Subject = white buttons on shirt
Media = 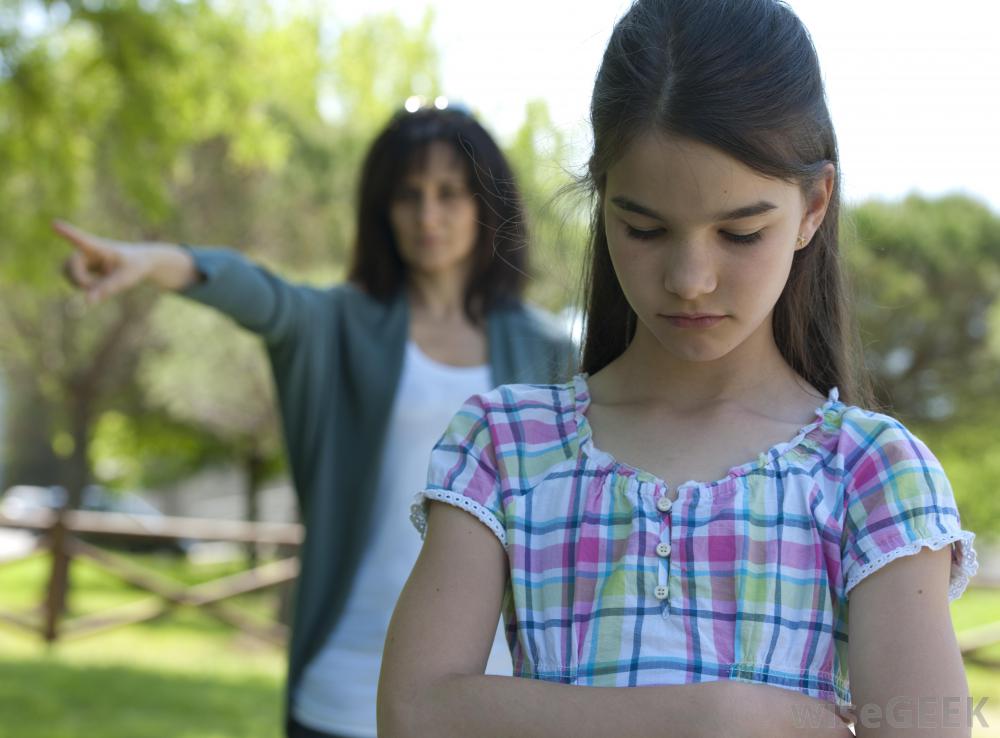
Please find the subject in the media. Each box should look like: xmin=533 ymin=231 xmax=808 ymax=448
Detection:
xmin=656 ymin=496 xmax=673 ymax=513
xmin=654 ymin=585 xmax=669 ymax=600
xmin=656 ymin=542 xmax=672 ymax=557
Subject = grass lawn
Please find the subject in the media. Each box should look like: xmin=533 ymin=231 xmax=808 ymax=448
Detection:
xmin=0 ymin=550 xmax=286 ymax=738
xmin=2 ymin=547 xmax=1000 ymax=736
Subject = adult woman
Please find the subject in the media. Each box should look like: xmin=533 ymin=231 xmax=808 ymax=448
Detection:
xmin=56 ymin=105 xmax=577 ymax=738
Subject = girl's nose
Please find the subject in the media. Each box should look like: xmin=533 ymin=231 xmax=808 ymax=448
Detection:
xmin=663 ymin=240 xmax=718 ymax=300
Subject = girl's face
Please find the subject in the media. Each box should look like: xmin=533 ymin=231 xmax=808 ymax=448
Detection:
xmin=390 ymin=141 xmax=480 ymax=280
xmin=603 ymin=131 xmax=832 ymax=365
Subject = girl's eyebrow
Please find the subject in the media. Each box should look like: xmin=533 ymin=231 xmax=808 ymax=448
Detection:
xmin=610 ymin=195 xmax=778 ymax=222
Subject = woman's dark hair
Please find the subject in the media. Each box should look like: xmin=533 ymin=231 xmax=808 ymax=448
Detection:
xmin=581 ymin=0 xmax=874 ymax=406
xmin=348 ymin=106 xmax=527 ymax=324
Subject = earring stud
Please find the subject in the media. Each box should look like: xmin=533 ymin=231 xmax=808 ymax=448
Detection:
xmin=796 ymin=235 xmax=808 ymax=247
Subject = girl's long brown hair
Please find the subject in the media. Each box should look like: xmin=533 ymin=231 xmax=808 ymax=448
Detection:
xmin=581 ymin=0 xmax=874 ymax=407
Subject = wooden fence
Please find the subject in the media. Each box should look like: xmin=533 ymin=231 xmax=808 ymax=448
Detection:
xmin=0 ymin=506 xmax=302 ymax=646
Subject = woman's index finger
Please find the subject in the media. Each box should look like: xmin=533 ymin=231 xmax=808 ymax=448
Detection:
xmin=51 ymin=220 xmax=108 ymax=256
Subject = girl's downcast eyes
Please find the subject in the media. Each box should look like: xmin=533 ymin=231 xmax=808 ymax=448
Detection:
xmin=624 ymin=225 xmax=665 ymax=240
xmin=721 ymin=230 xmax=763 ymax=245
xmin=623 ymin=224 xmax=764 ymax=245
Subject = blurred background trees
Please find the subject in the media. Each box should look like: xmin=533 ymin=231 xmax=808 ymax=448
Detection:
xmin=0 ymin=0 xmax=997 ymax=540
xmin=844 ymin=194 xmax=1000 ymax=536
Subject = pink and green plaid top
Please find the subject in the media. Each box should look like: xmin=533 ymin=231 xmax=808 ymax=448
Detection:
xmin=411 ymin=374 xmax=978 ymax=707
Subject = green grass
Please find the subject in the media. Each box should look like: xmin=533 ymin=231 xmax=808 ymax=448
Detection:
xmin=949 ymin=588 xmax=1000 ymax=735
xmin=0 ymin=551 xmax=285 ymax=738
xmin=1 ymin=551 xmax=1000 ymax=736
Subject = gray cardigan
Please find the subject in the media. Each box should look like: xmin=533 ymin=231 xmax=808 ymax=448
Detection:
xmin=179 ymin=247 xmax=577 ymax=717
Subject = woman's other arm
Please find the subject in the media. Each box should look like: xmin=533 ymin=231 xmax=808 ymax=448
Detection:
xmin=378 ymin=502 xmax=853 ymax=738
xmin=848 ymin=546 xmax=971 ymax=737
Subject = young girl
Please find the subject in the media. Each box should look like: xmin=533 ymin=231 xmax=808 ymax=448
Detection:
xmin=378 ymin=1 xmax=979 ymax=736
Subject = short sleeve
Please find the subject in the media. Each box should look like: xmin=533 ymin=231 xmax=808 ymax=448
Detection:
xmin=409 ymin=393 xmax=507 ymax=547
xmin=840 ymin=412 xmax=978 ymax=601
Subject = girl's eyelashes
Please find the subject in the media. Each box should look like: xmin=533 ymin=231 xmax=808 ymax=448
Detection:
xmin=721 ymin=230 xmax=763 ymax=245
xmin=624 ymin=224 xmax=665 ymax=241
xmin=623 ymin=222 xmax=764 ymax=245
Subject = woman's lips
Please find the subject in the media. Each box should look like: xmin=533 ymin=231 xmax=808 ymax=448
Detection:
xmin=662 ymin=314 xmax=726 ymax=329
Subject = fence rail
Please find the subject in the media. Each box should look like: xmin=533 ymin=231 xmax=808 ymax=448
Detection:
xmin=0 ymin=507 xmax=302 ymax=645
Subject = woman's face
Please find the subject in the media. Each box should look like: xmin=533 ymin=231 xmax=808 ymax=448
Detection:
xmin=390 ymin=141 xmax=479 ymax=279
xmin=603 ymin=131 xmax=832 ymax=364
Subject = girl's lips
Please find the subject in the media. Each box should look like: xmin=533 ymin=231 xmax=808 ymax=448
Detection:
xmin=662 ymin=314 xmax=726 ymax=328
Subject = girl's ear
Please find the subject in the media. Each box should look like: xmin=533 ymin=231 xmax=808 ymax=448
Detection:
xmin=797 ymin=163 xmax=837 ymax=248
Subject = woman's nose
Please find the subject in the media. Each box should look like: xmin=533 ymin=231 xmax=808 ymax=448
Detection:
xmin=417 ymin=195 xmax=443 ymax=227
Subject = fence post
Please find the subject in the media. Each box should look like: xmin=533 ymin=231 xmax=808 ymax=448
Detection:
xmin=43 ymin=503 xmax=71 ymax=644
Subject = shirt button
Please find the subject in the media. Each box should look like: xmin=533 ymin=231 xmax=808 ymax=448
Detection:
xmin=656 ymin=496 xmax=673 ymax=513
xmin=654 ymin=585 xmax=669 ymax=600
xmin=656 ymin=542 xmax=672 ymax=557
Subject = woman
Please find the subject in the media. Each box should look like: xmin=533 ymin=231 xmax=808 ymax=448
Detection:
xmin=56 ymin=104 xmax=577 ymax=738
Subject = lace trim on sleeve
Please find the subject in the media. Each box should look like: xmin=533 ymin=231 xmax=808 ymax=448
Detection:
xmin=410 ymin=489 xmax=508 ymax=548
xmin=845 ymin=531 xmax=979 ymax=602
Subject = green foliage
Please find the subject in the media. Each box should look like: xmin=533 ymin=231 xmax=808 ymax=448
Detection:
xmin=506 ymin=99 xmax=589 ymax=313
xmin=326 ymin=9 xmax=440 ymax=124
xmin=844 ymin=194 xmax=1000 ymax=420
xmin=89 ymin=409 xmax=232 ymax=489
xmin=1 ymin=1 xmax=312 ymax=282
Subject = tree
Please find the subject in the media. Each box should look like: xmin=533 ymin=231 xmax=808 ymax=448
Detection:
xmin=844 ymin=194 xmax=1000 ymax=421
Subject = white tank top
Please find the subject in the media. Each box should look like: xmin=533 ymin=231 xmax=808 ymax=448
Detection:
xmin=292 ymin=340 xmax=512 ymax=737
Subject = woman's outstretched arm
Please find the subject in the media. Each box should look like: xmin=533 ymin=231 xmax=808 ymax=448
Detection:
xmin=56 ymin=220 xmax=200 ymax=299
xmin=54 ymin=220 xmax=315 ymax=347
xmin=378 ymin=502 xmax=853 ymax=738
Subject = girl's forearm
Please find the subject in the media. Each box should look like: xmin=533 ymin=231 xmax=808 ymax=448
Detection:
xmin=380 ymin=673 xmax=853 ymax=738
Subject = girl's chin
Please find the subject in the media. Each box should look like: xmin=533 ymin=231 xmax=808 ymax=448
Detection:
xmin=648 ymin=332 xmax=741 ymax=364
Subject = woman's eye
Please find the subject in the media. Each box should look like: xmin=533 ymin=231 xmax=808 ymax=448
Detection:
xmin=721 ymin=230 xmax=763 ymax=245
xmin=625 ymin=224 xmax=664 ymax=241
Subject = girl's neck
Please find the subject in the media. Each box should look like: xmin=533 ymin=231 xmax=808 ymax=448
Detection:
xmin=595 ymin=319 xmax=814 ymax=412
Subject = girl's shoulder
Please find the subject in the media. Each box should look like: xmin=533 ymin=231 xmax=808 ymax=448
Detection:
xmin=464 ymin=375 xmax=584 ymax=440
xmin=823 ymin=399 xmax=945 ymax=480
xmin=831 ymin=401 xmax=977 ymax=602
xmin=423 ymin=377 xmax=585 ymax=519
xmin=441 ymin=376 xmax=587 ymax=482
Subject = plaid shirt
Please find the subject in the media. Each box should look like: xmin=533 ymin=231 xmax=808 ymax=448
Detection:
xmin=411 ymin=374 xmax=978 ymax=706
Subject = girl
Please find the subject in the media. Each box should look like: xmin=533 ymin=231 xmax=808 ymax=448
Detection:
xmin=56 ymin=105 xmax=576 ymax=738
xmin=378 ymin=2 xmax=979 ymax=737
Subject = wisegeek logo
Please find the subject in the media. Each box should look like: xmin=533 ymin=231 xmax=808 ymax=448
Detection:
xmin=790 ymin=696 xmax=990 ymax=730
